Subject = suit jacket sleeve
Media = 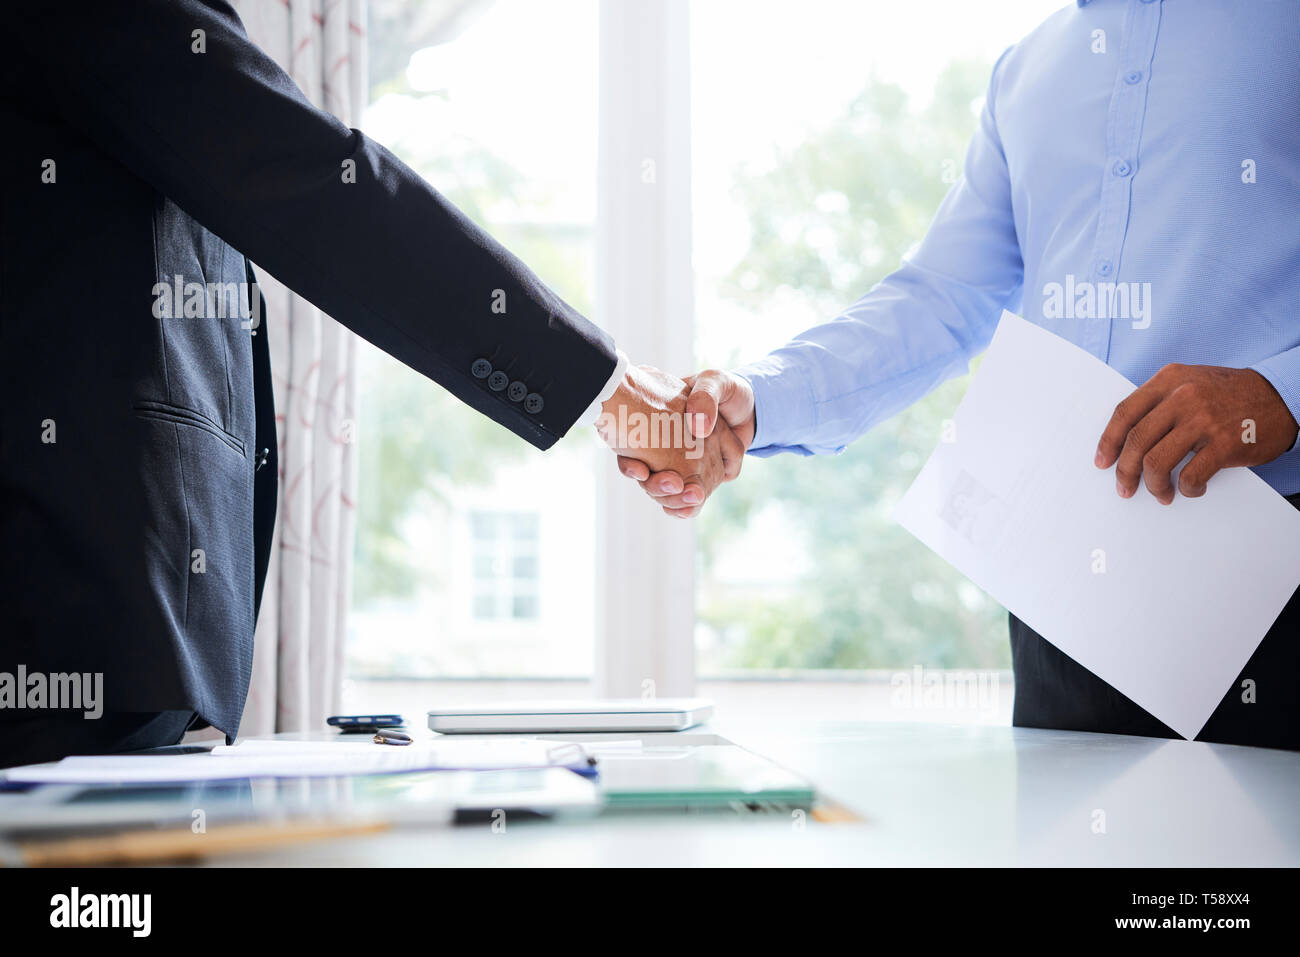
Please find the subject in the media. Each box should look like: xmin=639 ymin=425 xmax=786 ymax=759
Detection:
xmin=15 ymin=0 xmax=617 ymax=449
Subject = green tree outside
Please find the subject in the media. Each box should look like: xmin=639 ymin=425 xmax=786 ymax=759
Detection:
xmin=353 ymin=49 xmax=594 ymax=607
xmin=697 ymin=61 xmax=1011 ymax=671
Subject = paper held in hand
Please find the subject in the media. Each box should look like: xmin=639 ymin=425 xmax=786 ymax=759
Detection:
xmin=893 ymin=311 xmax=1300 ymax=740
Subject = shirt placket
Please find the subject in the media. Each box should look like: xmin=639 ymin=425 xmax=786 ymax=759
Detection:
xmin=1084 ymin=0 xmax=1162 ymax=362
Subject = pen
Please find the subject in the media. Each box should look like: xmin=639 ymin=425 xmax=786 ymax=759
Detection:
xmin=373 ymin=729 xmax=412 ymax=745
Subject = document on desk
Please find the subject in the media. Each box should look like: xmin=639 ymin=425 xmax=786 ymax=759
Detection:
xmin=4 ymin=739 xmax=593 ymax=784
xmin=894 ymin=311 xmax=1300 ymax=740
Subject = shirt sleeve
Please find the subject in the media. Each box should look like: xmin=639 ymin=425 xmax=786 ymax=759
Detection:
xmin=575 ymin=350 xmax=629 ymax=427
xmin=1251 ymin=344 xmax=1300 ymax=454
xmin=736 ymin=47 xmax=1024 ymax=458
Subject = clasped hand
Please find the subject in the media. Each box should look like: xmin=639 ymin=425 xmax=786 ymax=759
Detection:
xmin=597 ymin=366 xmax=755 ymax=517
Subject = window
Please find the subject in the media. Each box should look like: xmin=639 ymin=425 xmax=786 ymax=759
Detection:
xmin=346 ymin=0 xmax=1058 ymax=709
xmin=347 ymin=0 xmax=600 ymax=680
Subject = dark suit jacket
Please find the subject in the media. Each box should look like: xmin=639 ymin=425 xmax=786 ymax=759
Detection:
xmin=0 ymin=0 xmax=616 ymax=738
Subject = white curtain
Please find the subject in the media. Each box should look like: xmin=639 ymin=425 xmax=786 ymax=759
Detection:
xmin=231 ymin=0 xmax=367 ymax=735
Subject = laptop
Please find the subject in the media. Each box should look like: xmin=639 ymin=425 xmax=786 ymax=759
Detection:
xmin=427 ymin=698 xmax=714 ymax=734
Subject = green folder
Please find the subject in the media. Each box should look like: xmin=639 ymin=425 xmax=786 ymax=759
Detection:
xmin=596 ymin=745 xmax=815 ymax=810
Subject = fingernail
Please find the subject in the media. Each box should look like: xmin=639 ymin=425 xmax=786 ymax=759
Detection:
xmin=1116 ymin=479 xmax=1130 ymax=498
xmin=1094 ymin=449 xmax=1105 ymax=468
xmin=683 ymin=490 xmax=701 ymax=505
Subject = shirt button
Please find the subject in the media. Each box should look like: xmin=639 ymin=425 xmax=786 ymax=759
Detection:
xmin=1124 ymin=71 xmax=1142 ymax=84
xmin=507 ymin=381 xmax=527 ymax=402
xmin=487 ymin=371 xmax=509 ymax=392
xmin=1112 ymin=160 xmax=1132 ymax=177
xmin=471 ymin=358 xmax=493 ymax=379
xmin=1097 ymin=260 xmax=1113 ymax=277
xmin=524 ymin=393 xmax=545 ymax=415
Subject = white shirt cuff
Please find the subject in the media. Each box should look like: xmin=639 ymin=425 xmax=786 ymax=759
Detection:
xmin=576 ymin=349 xmax=628 ymax=428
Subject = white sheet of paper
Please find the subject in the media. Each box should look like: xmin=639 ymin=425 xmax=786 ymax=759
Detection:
xmin=3 ymin=738 xmax=590 ymax=784
xmin=894 ymin=311 xmax=1300 ymax=740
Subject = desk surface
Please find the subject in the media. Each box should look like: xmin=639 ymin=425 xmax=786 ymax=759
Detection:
xmin=206 ymin=721 xmax=1300 ymax=867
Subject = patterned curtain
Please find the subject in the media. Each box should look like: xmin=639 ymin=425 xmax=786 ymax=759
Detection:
xmin=229 ymin=0 xmax=367 ymax=735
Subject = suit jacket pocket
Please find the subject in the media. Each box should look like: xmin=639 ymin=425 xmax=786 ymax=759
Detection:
xmin=134 ymin=400 xmax=247 ymax=457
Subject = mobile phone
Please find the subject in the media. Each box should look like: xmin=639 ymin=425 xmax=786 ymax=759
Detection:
xmin=326 ymin=714 xmax=406 ymax=733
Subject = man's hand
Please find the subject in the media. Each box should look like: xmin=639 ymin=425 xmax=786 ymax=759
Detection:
xmin=596 ymin=365 xmax=746 ymax=516
xmin=615 ymin=369 xmax=756 ymax=518
xmin=1095 ymin=363 xmax=1299 ymax=504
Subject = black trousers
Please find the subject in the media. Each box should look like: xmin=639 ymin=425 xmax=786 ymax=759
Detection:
xmin=0 ymin=710 xmax=196 ymax=768
xmin=1010 ymin=494 xmax=1300 ymax=751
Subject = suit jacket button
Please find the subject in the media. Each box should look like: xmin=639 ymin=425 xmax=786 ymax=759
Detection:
xmin=524 ymin=392 xmax=544 ymax=414
xmin=507 ymin=381 xmax=527 ymax=402
xmin=487 ymin=371 xmax=509 ymax=392
xmin=471 ymin=358 xmax=493 ymax=379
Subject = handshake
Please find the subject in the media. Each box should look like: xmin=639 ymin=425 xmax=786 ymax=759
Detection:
xmin=595 ymin=365 xmax=756 ymax=518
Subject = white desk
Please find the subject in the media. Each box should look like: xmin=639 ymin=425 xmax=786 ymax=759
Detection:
xmin=206 ymin=721 xmax=1300 ymax=867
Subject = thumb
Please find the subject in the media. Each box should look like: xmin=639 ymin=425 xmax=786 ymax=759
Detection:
xmin=684 ymin=370 xmax=732 ymax=438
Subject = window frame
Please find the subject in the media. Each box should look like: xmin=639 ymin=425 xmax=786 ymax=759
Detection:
xmin=593 ymin=0 xmax=697 ymax=697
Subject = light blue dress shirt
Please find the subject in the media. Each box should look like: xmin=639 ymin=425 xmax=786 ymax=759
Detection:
xmin=738 ymin=0 xmax=1300 ymax=495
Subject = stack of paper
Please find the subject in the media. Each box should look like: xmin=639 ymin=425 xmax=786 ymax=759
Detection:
xmin=4 ymin=738 xmax=592 ymax=784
